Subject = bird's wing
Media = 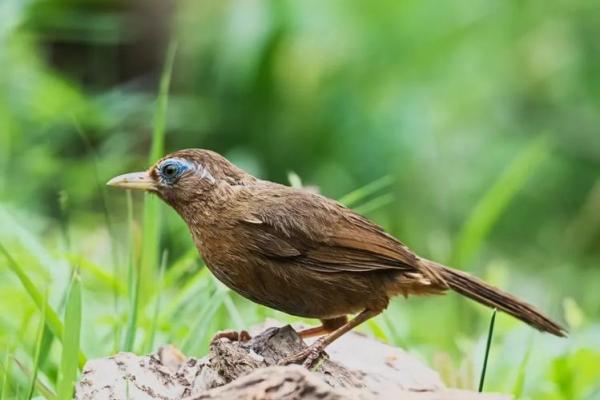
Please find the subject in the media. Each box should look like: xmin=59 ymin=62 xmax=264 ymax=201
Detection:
xmin=233 ymin=184 xmax=423 ymax=275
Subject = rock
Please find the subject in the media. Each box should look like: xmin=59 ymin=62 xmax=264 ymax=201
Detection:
xmin=75 ymin=325 xmax=510 ymax=400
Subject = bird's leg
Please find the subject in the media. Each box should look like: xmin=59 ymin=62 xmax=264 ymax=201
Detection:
xmin=279 ymin=309 xmax=381 ymax=367
xmin=211 ymin=330 xmax=251 ymax=344
xmin=297 ymin=316 xmax=348 ymax=339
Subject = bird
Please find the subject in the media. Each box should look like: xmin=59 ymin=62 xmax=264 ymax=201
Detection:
xmin=107 ymin=148 xmax=566 ymax=366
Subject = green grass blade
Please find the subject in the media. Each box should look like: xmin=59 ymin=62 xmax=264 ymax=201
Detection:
xmin=353 ymin=193 xmax=395 ymax=215
xmin=139 ymin=40 xmax=178 ymax=304
xmin=149 ymin=40 xmax=177 ymax=164
xmin=163 ymin=267 xmax=210 ymax=318
xmin=123 ymin=191 xmax=139 ymax=352
xmin=0 ymin=347 xmax=11 ymax=400
xmin=123 ymin=270 xmax=140 ymax=353
xmin=163 ymin=248 xmax=197 ymax=287
xmin=339 ymin=175 xmax=394 ymax=207
xmin=143 ymin=250 xmax=168 ymax=353
xmin=13 ymin=357 xmax=57 ymax=400
xmin=181 ymin=287 xmax=227 ymax=353
xmin=287 ymin=171 xmax=303 ymax=188
xmin=72 ymin=118 xmax=123 ymax=357
xmin=26 ymin=292 xmax=47 ymax=399
xmin=0 ymin=243 xmax=63 ymax=338
xmin=451 ymin=136 xmax=550 ymax=267
xmin=62 ymin=253 xmax=125 ymax=294
xmin=366 ymin=319 xmax=389 ymax=342
xmin=380 ymin=312 xmax=406 ymax=347
xmin=478 ymin=308 xmax=497 ymax=392
xmin=140 ymin=196 xmax=161 ymax=303
xmin=34 ymin=381 xmax=57 ymax=400
xmin=37 ymin=326 xmax=55 ymax=377
xmin=0 ymin=243 xmax=86 ymax=367
xmin=56 ymin=274 xmax=82 ymax=400
xmin=71 ymin=116 xmax=121 ymax=281
xmin=512 ymin=336 xmax=533 ymax=398
xmin=223 ymin=293 xmax=246 ymax=330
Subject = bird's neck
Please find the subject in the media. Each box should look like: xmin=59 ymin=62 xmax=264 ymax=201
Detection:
xmin=168 ymin=183 xmax=235 ymax=249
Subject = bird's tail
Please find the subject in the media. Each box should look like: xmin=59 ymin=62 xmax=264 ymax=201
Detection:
xmin=422 ymin=259 xmax=567 ymax=337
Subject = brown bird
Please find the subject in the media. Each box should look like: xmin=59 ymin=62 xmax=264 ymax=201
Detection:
xmin=108 ymin=149 xmax=566 ymax=366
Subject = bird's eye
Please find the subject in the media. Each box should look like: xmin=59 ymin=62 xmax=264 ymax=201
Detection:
xmin=158 ymin=159 xmax=188 ymax=184
xmin=163 ymin=164 xmax=178 ymax=178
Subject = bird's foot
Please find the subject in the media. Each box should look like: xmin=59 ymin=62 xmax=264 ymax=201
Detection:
xmin=278 ymin=337 xmax=327 ymax=368
xmin=210 ymin=330 xmax=251 ymax=344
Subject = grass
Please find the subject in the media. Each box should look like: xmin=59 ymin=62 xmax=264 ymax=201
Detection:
xmin=0 ymin=127 xmax=590 ymax=399
xmin=478 ymin=308 xmax=496 ymax=392
xmin=143 ymin=250 xmax=168 ymax=353
xmin=1 ymin=348 xmax=12 ymax=400
xmin=26 ymin=290 xmax=46 ymax=400
xmin=72 ymin=117 xmax=122 ymax=352
xmin=2 ymin=0 xmax=600 ymax=396
xmin=0 ymin=54 xmax=596 ymax=400
xmin=450 ymin=136 xmax=551 ymax=268
xmin=138 ymin=40 xmax=178 ymax=307
xmin=56 ymin=274 xmax=81 ymax=400
xmin=181 ymin=285 xmax=229 ymax=354
xmin=123 ymin=190 xmax=139 ymax=352
xmin=0 ymin=152 xmax=594 ymax=398
xmin=123 ymin=40 xmax=177 ymax=354
xmin=447 ymin=135 xmax=551 ymax=335
xmin=0 ymin=244 xmax=86 ymax=368
xmin=339 ymin=175 xmax=394 ymax=207
xmin=512 ymin=337 xmax=534 ymax=398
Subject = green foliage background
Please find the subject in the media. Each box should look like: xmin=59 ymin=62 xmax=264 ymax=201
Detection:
xmin=1 ymin=0 xmax=599 ymax=398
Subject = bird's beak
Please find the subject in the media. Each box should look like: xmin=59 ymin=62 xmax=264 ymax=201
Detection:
xmin=106 ymin=171 xmax=156 ymax=191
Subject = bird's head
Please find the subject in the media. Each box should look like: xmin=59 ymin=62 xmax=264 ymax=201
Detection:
xmin=107 ymin=149 xmax=253 ymax=211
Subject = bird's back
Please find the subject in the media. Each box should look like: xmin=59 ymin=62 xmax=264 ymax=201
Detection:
xmin=191 ymin=181 xmax=446 ymax=318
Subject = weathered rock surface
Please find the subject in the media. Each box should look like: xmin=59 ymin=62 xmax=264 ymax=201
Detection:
xmin=75 ymin=325 xmax=510 ymax=400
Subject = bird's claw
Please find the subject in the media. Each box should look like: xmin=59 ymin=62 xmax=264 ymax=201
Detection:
xmin=278 ymin=338 xmax=327 ymax=368
xmin=302 ymin=347 xmax=325 ymax=368
xmin=211 ymin=330 xmax=251 ymax=344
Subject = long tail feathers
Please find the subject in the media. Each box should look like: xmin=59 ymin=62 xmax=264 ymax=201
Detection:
xmin=423 ymin=259 xmax=567 ymax=337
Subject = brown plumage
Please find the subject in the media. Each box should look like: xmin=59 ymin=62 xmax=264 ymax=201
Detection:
xmin=108 ymin=149 xmax=566 ymax=365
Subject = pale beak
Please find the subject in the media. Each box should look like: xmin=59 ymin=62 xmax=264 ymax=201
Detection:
xmin=106 ymin=171 xmax=156 ymax=191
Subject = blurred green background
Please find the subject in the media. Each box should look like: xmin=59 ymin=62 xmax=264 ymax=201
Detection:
xmin=1 ymin=0 xmax=599 ymax=399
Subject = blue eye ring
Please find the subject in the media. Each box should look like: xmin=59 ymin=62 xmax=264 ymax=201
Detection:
xmin=158 ymin=159 xmax=189 ymax=184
